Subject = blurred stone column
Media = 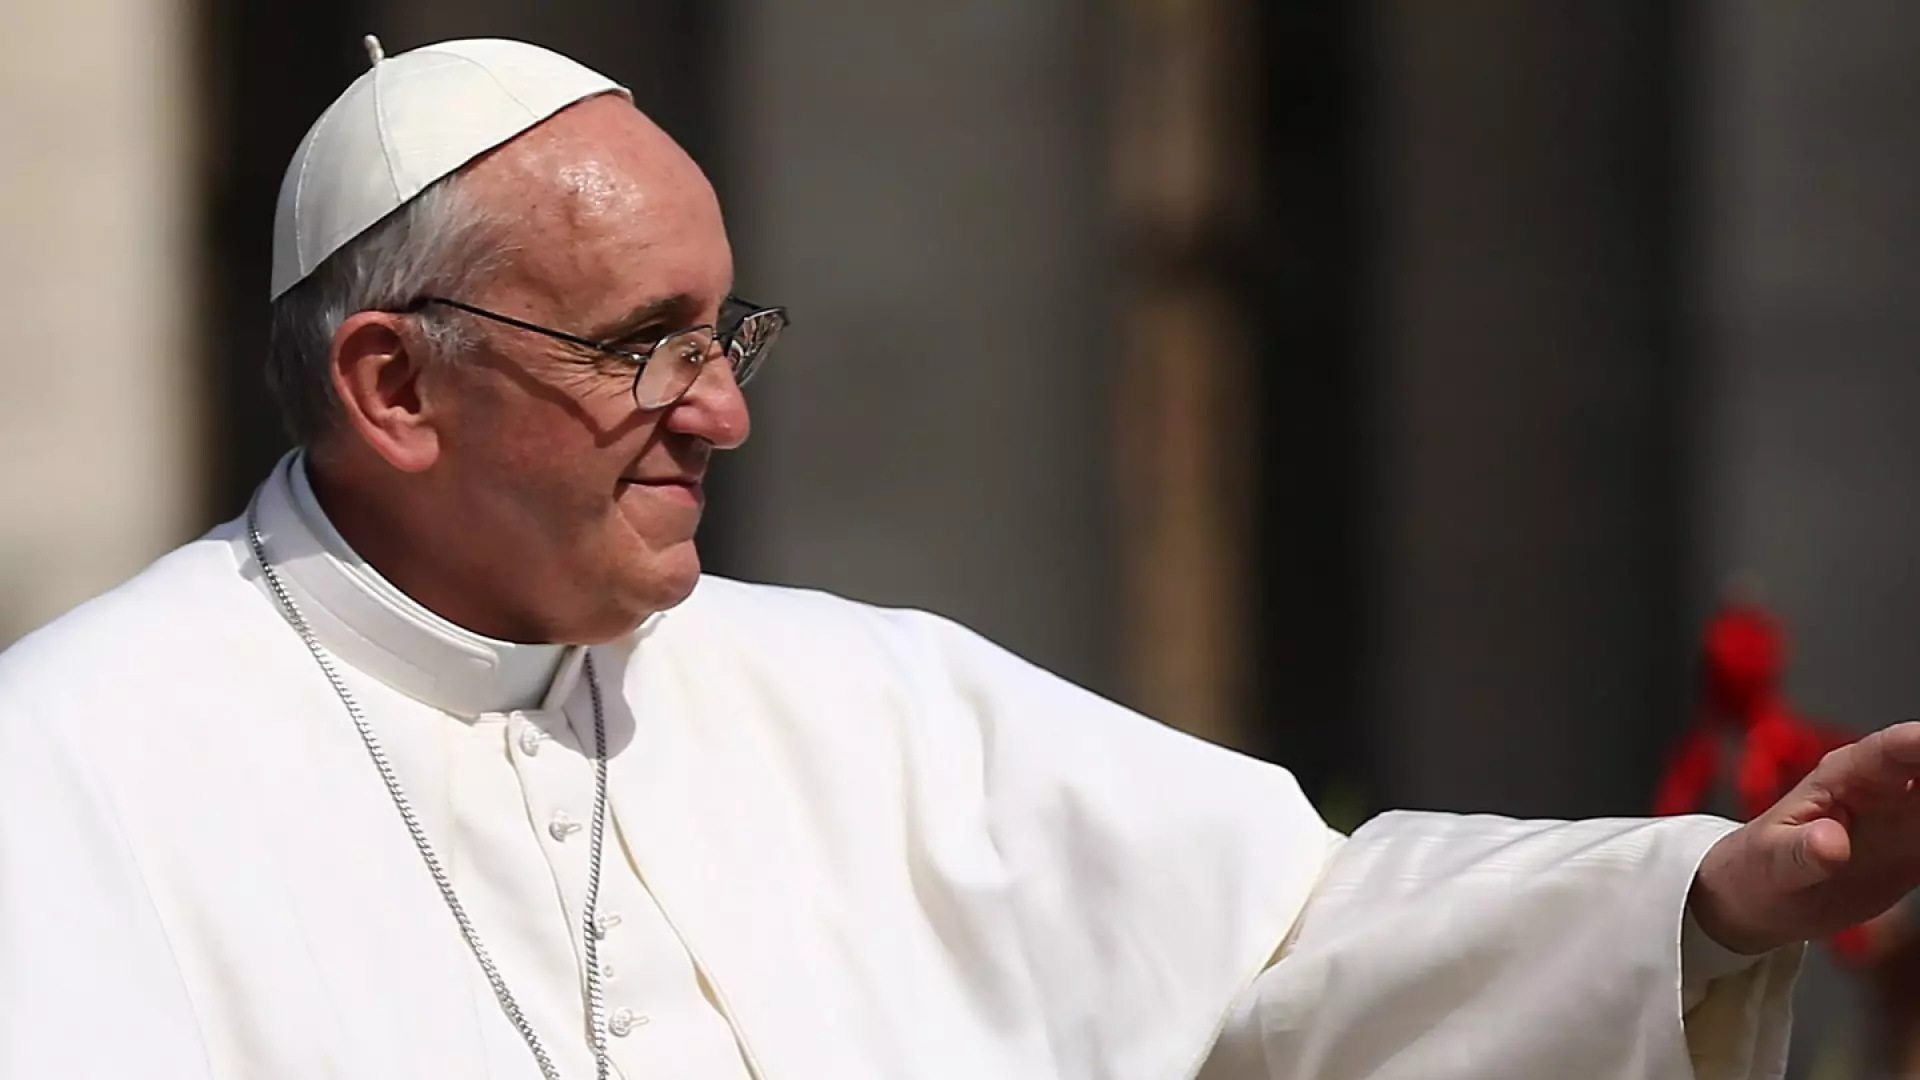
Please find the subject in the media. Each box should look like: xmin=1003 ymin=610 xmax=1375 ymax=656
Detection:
xmin=719 ymin=0 xmax=1122 ymax=699
xmin=1696 ymin=1 xmax=1920 ymax=745
xmin=1366 ymin=2 xmax=1690 ymax=818
xmin=1694 ymin=4 xmax=1920 ymax=1074
xmin=1109 ymin=0 xmax=1256 ymax=748
xmin=0 ymin=0 xmax=200 ymax=645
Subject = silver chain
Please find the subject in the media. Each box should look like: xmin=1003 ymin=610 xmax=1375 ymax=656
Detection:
xmin=247 ymin=503 xmax=611 ymax=1080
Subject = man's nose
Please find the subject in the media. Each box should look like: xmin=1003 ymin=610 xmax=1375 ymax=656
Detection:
xmin=664 ymin=355 xmax=751 ymax=449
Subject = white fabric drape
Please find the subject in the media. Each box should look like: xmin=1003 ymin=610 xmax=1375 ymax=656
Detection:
xmin=0 ymin=463 xmax=1796 ymax=1079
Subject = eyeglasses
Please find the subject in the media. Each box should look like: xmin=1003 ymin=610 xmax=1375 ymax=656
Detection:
xmin=403 ymin=294 xmax=788 ymax=410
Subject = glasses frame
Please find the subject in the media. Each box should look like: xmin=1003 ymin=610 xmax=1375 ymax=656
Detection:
xmin=401 ymin=294 xmax=787 ymax=410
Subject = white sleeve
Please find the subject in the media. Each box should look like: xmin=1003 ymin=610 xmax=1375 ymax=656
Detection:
xmin=891 ymin=608 xmax=1335 ymax=1079
xmin=1681 ymin=907 xmax=1766 ymax=1009
xmin=0 ymin=687 xmax=215 ymax=1079
xmin=1195 ymin=812 xmax=1801 ymax=1080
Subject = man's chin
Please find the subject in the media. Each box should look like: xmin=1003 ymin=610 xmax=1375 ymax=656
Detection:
xmin=629 ymin=542 xmax=703 ymax=613
xmin=570 ymin=554 xmax=700 ymax=645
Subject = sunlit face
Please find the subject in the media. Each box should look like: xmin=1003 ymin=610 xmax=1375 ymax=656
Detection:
xmin=415 ymin=95 xmax=748 ymax=641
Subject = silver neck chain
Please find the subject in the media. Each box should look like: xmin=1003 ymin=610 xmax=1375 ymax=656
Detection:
xmin=246 ymin=503 xmax=611 ymax=1080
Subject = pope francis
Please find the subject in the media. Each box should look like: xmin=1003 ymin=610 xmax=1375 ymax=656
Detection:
xmin=3 ymin=35 xmax=1917 ymax=1080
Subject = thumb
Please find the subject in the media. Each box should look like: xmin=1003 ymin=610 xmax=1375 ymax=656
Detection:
xmin=1774 ymin=817 xmax=1851 ymax=890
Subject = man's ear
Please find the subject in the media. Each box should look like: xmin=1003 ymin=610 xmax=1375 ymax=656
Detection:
xmin=330 ymin=311 xmax=441 ymax=473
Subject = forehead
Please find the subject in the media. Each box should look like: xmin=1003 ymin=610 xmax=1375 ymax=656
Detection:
xmin=466 ymin=96 xmax=732 ymax=316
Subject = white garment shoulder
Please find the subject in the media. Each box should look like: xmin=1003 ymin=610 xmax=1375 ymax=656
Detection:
xmin=0 ymin=521 xmax=265 ymax=712
xmin=0 ymin=527 xmax=249 ymax=1079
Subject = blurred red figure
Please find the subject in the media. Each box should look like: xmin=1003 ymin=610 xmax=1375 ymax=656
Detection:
xmin=1654 ymin=601 xmax=1873 ymax=961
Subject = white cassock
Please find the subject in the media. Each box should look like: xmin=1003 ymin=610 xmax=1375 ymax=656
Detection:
xmin=0 ymin=453 xmax=1798 ymax=1080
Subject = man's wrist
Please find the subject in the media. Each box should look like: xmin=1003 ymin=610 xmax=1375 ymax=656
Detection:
xmin=1688 ymin=828 xmax=1789 ymax=957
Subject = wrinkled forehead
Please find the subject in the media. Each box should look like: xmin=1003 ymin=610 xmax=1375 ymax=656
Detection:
xmin=466 ymin=97 xmax=732 ymax=314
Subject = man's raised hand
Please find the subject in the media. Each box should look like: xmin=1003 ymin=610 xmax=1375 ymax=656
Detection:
xmin=1691 ymin=720 xmax=1920 ymax=955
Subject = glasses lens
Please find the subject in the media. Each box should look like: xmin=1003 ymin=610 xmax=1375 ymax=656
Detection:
xmin=633 ymin=329 xmax=711 ymax=409
xmin=727 ymin=309 xmax=786 ymax=387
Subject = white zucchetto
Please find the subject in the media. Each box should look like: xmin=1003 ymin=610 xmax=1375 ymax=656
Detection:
xmin=269 ymin=36 xmax=629 ymax=300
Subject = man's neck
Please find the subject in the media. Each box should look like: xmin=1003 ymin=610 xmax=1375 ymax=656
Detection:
xmin=247 ymin=450 xmax=576 ymax=717
xmin=303 ymin=451 xmax=552 ymax=645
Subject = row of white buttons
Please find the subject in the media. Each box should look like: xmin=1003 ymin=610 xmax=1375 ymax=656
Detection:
xmin=597 ymin=906 xmax=643 ymax=1035
xmin=521 ymin=722 xmax=574 ymax=848
xmin=513 ymin=718 xmax=649 ymax=1040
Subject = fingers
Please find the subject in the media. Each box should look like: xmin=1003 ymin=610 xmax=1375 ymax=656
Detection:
xmin=1877 ymin=721 xmax=1920 ymax=767
xmin=1815 ymin=722 xmax=1920 ymax=805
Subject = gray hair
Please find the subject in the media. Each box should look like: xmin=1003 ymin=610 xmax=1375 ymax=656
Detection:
xmin=265 ymin=172 xmax=506 ymax=446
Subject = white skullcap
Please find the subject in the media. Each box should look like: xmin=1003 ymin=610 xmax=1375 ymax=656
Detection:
xmin=270 ymin=35 xmax=630 ymax=300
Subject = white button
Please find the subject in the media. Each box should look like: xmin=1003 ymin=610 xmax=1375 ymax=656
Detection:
xmin=518 ymin=726 xmax=546 ymax=756
xmin=548 ymin=813 xmax=583 ymax=842
xmin=592 ymin=912 xmax=623 ymax=939
xmin=599 ymin=962 xmax=616 ymax=978
xmin=607 ymin=1007 xmax=646 ymax=1037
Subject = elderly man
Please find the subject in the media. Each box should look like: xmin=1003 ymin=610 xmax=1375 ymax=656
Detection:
xmin=0 ymin=35 xmax=1909 ymax=1080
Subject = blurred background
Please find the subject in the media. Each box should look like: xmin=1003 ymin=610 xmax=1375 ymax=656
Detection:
xmin=3 ymin=0 xmax=1918 ymax=1074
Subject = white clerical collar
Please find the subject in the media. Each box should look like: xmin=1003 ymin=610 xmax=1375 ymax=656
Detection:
xmin=243 ymin=451 xmax=580 ymax=718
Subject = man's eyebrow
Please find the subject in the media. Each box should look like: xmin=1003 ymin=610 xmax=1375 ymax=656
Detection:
xmin=587 ymin=295 xmax=688 ymax=344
